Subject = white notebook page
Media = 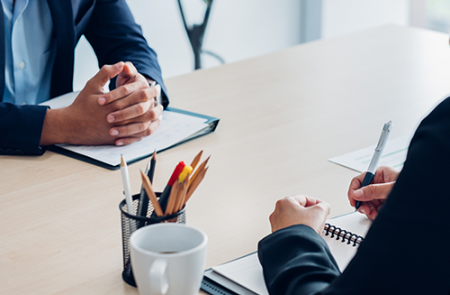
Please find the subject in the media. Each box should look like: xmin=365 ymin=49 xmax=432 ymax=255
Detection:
xmin=212 ymin=213 xmax=372 ymax=294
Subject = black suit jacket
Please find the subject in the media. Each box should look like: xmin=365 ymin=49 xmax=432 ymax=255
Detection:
xmin=0 ymin=0 xmax=167 ymax=155
xmin=258 ymin=97 xmax=450 ymax=294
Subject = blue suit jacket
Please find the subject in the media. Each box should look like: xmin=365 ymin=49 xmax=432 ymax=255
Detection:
xmin=0 ymin=0 xmax=167 ymax=155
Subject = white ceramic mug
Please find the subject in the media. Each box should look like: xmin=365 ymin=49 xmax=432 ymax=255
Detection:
xmin=130 ymin=223 xmax=208 ymax=295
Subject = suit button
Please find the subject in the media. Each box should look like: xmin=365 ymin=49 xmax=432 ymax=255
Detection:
xmin=0 ymin=148 xmax=4 ymax=155
xmin=5 ymin=149 xmax=14 ymax=155
xmin=15 ymin=149 xmax=24 ymax=155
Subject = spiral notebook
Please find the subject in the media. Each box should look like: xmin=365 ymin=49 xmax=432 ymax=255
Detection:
xmin=201 ymin=212 xmax=372 ymax=295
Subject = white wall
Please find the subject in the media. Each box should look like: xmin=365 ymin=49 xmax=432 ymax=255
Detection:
xmin=73 ymin=0 xmax=412 ymax=92
xmin=73 ymin=0 xmax=302 ymax=91
xmin=321 ymin=0 xmax=410 ymax=39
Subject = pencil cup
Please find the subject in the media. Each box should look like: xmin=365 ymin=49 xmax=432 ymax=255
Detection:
xmin=119 ymin=193 xmax=186 ymax=287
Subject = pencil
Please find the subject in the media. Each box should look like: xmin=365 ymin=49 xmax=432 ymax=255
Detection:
xmin=189 ymin=156 xmax=210 ymax=187
xmin=165 ymin=179 xmax=181 ymax=216
xmin=175 ymin=174 xmax=190 ymax=213
xmin=120 ymin=155 xmax=135 ymax=215
xmin=190 ymin=150 xmax=203 ymax=171
xmin=148 ymin=150 xmax=157 ymax=183
xmin=137 ymin=152 xmax=155 ymax=227
xmin=157 ymin=161 xmax=186 ymax=214
xmin=185 ymin=167 xmax=208 ymax=203
xmin=140 ymin=171 xmax=164 ymax=217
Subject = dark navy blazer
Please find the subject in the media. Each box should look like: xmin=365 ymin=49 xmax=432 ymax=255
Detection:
xmin=258 ymin=97 xmax=450 ymax=294
xmin=0 ymin=0 xmax=167 ymax=155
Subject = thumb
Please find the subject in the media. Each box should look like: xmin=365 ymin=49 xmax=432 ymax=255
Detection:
xmin=353 ymin=182 xmax=394 ymax=201
xmin=90 ymin=62 xmax=124 ymax=89
xmin=116 ymin=62 xmax=138 ymax=86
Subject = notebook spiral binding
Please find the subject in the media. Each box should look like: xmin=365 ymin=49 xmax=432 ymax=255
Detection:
xmin=324 ymin=223 xmax=364 ymax=247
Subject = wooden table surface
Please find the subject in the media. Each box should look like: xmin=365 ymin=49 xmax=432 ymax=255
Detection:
xmin=1 ymin=25 xmax=450 ymax=294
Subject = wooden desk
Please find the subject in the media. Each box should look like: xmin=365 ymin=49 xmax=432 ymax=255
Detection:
xmin=1 ymin=25 xmax=450 ymax=294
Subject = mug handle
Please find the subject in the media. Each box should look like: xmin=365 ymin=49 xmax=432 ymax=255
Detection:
xmin=149 ymin=259 xmax=169 ymax=295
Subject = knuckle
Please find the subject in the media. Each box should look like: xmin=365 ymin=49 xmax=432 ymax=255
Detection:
xmin=140 ymin=89 xmax=151 ymax=101
xmin=137 ymin=122 xmax=147 ymax=132
xmin=366 ymin=185 xmax=377 ymax=196
xmin=100 ymin=64 xmax=109 ymax=73
xmin=122 ymin=85 xmax=130 ymax=95
xmin=146 ymin=109 xmax=156 ymax=121
xmin=136 ymin=103 xmax=146 ymax=115
xmin=115 ymin=112 xmax=125 ymax=122
xmin=144 ymin=128 xmax=152 ymax=137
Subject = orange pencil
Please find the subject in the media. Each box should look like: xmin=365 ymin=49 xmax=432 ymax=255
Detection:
xmin=140 ymin=171 xmax=164 ymax=217
xmin=165 ymin=180 xmax=181 ymax=216
xmin=185 ymin=167 xmax=208 ymax=204
xmin=190 ymin=150 xmax=203 ymax=171
xmin=189 ymin=156 xmax=210 ymax=187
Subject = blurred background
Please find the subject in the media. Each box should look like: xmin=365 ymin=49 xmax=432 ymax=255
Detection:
xmin=73 ymin=0 xmax=450 ymax=91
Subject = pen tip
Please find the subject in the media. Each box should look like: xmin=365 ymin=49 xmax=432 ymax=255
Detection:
xmin=120 ymin=155 xmax=126 ymax=167
xmin=152 ymin=150 xmax=157 ymax=159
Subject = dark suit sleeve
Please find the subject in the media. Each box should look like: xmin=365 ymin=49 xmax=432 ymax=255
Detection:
xmin=83 ymin=0 xmax=169 ymax=108
xmin=0 ymin=103 xmax=48 ymax=155
xmin=258 ymin=96 xmax=450 ymax=295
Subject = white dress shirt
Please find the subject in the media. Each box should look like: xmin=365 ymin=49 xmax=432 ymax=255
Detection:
xmin=1 ymin=0 xmax=55 ymax=105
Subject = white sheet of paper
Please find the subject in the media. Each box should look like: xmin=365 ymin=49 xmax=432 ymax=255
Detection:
xmin=328 ymin=135 xmax=411 ymax=172
xmin=323 ymin=212 xmax=372 ymax=271
xmin=213 ymin=254 xmax=269 ymax=295
xmin=40 ymin=92 xmax=208 ymax=166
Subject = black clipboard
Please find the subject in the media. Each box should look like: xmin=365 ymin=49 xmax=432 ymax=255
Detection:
xmin=48 ymin=107 xmax=219 ymax=170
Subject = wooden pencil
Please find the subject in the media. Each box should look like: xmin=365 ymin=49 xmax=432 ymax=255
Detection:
xmin=175 ymin=174 xmax=190 ymax=213
xmin=165 ymin=180 xmax=181 ymax=216
xmin=189 ymin=156 xmax=210 ymax=187
xmin=140 ymin=171 xmax=164 ymax=217
xmin=190 ymin=150 xmax=203 ymax=171
xmin=185 ymin=167 xmax=208 ymax=204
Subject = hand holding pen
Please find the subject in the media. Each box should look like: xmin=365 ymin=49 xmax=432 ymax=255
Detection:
xmin=354 ymin=121 xmax=392 ymax=211
xmin=349 ymin=166 xmax=399 ymax=220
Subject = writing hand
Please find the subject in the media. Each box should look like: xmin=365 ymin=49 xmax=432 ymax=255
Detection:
xmin=348 ymin=166 xmax=399 ymax=220
xmin=269 ymin=195 xmax=330 ymax=234
xmin=98 ymin=62 xmax=163 ymax=146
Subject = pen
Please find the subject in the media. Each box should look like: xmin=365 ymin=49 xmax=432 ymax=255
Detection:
xmin=355 ymin=121 xmax=393 ymax=210
xmin=120 ymin=155 xmax=135 ymax=215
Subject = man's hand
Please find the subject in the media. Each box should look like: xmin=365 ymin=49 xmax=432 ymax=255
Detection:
xmin=41 ymin=62 xmax=127 ymax=146
xmin=348 ymin=166 xmax=400 ymax=220
xmin=98 ymin=62 xmax=163 ymax=146
xmin=269 ymin=195 xmax=330 ymax=234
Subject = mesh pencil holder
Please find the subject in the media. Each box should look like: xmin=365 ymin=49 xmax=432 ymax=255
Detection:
xmin=119 ymin=193 xmax=186 ymax=287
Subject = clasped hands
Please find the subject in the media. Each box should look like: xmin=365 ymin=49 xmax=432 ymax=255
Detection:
xmin=269 ymin=166 xmax=399 ymax=234
xmin=41 ymin=61 xmax=162 ymax=146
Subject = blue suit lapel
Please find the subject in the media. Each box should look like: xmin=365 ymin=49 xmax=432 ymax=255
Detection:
xmin=47 ymin=0 xmax=75 ymax=98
